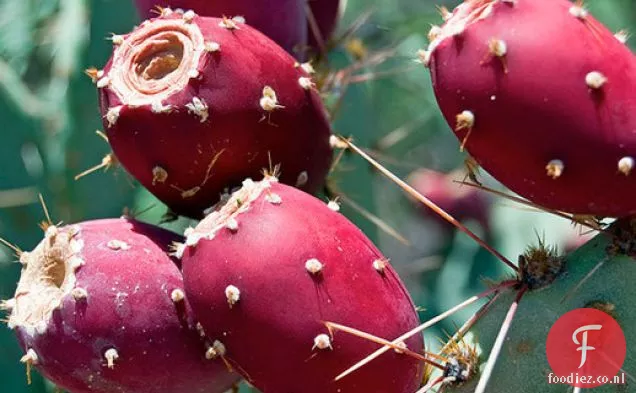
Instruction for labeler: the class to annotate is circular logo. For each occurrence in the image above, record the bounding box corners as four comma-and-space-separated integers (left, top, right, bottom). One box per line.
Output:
546, 308, 626, 388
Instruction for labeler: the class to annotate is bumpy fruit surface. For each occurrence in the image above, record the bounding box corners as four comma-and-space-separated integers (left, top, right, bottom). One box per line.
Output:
425, 0, 636, 217
4, 218, 238, 393
134, 0, 307, 55
97, 11, 332, 218
179, 176, 424, 393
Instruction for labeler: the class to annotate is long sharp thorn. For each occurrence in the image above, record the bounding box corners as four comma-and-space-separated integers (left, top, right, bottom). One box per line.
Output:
474, 287, 527, 393
454, 180, 606, 233
335, 281, 516, 381
338, 136, 517, 272
560, 257, 608, 304
338, 194, 411, 246
324, 322, 440, 367
38, 193, 53, 226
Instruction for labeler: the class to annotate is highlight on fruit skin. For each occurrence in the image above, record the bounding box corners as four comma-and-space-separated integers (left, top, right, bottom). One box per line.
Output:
95, 10, 332, 218
133, 0, 308, 56
423, 0, 636, 217
3, 218, 239, 393
179, 175, 424, 393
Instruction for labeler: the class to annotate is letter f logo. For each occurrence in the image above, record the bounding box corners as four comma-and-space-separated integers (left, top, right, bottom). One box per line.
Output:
572, 324, 602, 368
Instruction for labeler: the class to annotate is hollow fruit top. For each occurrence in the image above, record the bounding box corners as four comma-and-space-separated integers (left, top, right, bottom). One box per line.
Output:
106, 18, 204, 106
7, 226, 84, 337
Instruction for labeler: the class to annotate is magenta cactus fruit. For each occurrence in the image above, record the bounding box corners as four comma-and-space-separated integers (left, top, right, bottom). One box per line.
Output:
97, 11, 332, 218
133, 1, 307, 55
4, 218, 238, 393
178, 176, 424, 393
424, 0, 636, 217
307, 0, 343, 50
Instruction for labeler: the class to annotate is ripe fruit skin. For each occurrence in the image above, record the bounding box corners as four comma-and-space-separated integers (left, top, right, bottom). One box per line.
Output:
426, 0, 636, 217
180, 177, 424, 393
134, 0, 307, 56
6, 218, 238, 393
97, 12, 332, 218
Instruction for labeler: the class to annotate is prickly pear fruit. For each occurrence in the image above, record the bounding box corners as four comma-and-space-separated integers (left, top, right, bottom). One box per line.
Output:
424, 0, 636, 217
178, 176, 424, 393
3, 218, 238, 393
307, 0, 343, 51
444, 220, 636, 393
133, 1, 307, 56
408, 168, 490, 234
96, 11, 332, 218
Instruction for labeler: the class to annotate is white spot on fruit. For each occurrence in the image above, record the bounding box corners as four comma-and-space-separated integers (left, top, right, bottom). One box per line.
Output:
182, 9, 196, 23
107, 240, 130, 251
295, 62, 315, 74
569, 5, 588, 19
225, 217, 239, 232
585, 71, 607, 89
232, 16, 246, 24
327, 199, 340, 212
428, 25, 442, 42
20, 349, 39, 365
618, 157, 634, 176
373, 258, 388, 273
185, 97, 209, 122
71, 287, 88, 300
96, 76, 111, 89
394, 341, 407, 354
171, 289, 185, 303
151, 101, 173, 113
152, 166, 168, 185
219, 17, 240, 30
298, 77, 315, 90
260, 86, 284, 112
615, 30, 629, 44
488, 38, 507, 57
225, 285, 240, 307
172, 242, 186, 259
455, 110, 475, 131
205, 340, 227, 359
417, 49, 431, 67
104, 348, 119, 369
313, 334, 332, 350
329, 135, 348, 149
105, 106, 122, 128
204, 41, 221, 52
110, 34, 124, 46
265, 192, 282, 205
546, 159, 564, 179
305, 258, 324, 274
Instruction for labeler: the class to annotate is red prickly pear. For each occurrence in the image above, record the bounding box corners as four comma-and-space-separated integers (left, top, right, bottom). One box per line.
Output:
4, 218, 238, 393
96, 12, 332, 218
307, 0, 344, 50
423, 0, 636, 217
407, 168, 491, 234
178, 176, 424, 393
133, 1, 307, 56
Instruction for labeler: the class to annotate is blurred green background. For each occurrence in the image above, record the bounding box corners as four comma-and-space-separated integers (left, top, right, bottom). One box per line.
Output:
0, 0, 633, 391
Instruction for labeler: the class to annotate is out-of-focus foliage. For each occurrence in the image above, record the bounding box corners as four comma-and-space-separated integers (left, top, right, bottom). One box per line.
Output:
0, 0, 633, 392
